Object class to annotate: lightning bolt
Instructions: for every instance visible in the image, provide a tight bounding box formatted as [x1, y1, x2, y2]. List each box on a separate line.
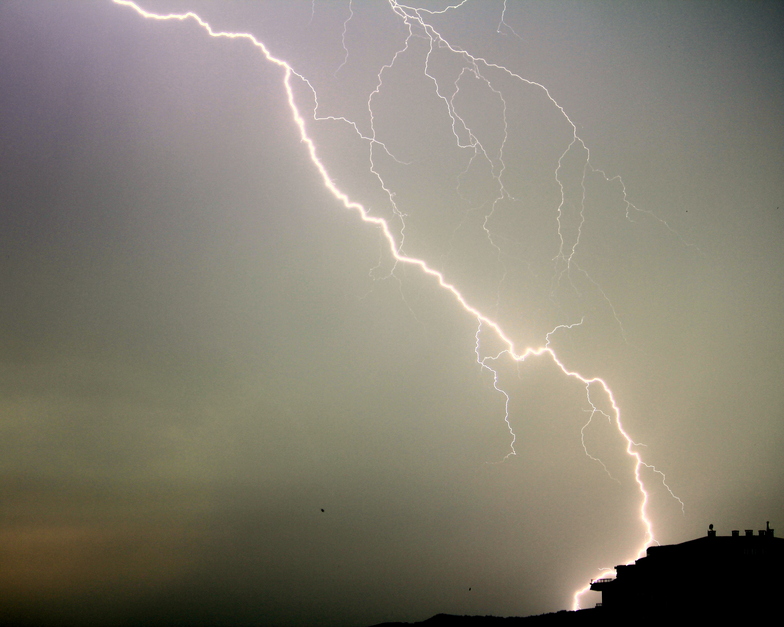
[113, 0, 685, 613]
[334, 0, 354, 76]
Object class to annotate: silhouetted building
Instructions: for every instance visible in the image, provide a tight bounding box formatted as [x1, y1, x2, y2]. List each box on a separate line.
[590, 523, 783, 619]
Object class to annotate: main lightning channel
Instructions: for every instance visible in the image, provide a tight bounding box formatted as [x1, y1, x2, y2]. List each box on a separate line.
[113, 0, 683, 611]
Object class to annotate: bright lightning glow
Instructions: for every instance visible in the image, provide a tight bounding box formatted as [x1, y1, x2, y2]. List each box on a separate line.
[113, 0, 685, 613]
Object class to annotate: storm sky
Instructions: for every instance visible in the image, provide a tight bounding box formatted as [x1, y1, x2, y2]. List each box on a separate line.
[1, 1, 782, 625]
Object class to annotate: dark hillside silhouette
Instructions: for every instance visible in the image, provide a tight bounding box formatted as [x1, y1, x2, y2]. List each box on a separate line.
[374, 523, 782, 625]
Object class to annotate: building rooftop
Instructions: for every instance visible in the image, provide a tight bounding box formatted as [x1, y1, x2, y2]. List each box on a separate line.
[589, 523, 783, 619]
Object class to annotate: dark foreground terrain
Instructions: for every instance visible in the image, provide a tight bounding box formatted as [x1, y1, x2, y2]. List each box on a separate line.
[372, 608, 603, 626]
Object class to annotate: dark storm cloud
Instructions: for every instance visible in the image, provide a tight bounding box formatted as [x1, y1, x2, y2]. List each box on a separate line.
[1, 1, 782, 625]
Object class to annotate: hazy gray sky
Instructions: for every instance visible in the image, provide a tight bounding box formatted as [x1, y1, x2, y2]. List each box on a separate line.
[1, 1, 782, 625]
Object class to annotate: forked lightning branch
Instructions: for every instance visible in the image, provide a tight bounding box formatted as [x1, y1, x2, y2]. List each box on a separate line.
[113, 0, 684, 609]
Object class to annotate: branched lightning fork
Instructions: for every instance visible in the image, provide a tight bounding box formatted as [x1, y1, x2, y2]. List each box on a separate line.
[113, 0, 684, 612]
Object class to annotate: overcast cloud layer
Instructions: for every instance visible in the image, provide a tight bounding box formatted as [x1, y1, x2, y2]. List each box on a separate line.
[1, 2, 783, 625]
